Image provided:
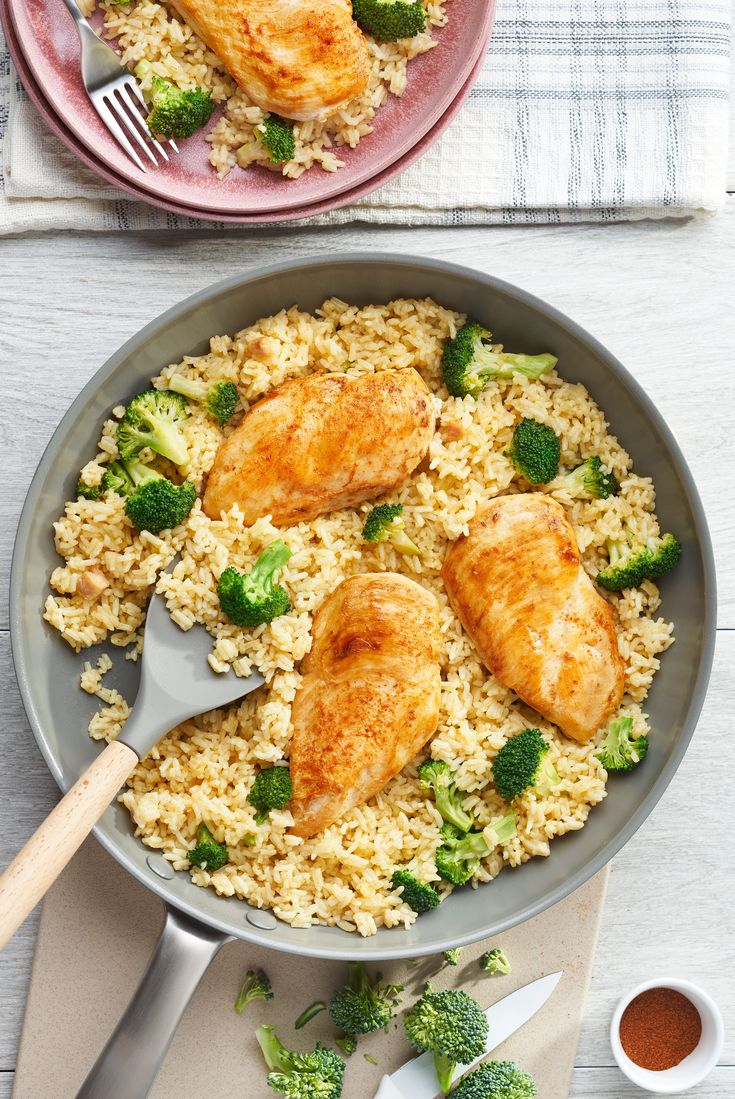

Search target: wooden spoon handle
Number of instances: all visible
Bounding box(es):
[0,739,138,949]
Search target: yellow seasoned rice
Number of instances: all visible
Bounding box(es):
[46,298,675,936]
[81,0,448,179]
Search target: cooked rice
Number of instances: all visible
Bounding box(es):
[81,0,447,179]
[46,298,675,935]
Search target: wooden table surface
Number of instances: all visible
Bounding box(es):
[2,197,735,1097]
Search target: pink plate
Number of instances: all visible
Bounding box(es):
[2,0,489,223]
[6,0,494,215]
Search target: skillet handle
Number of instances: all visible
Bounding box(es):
[76,904,232,1099]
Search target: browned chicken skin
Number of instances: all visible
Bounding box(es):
[203,368,436,526]
[167,0,371,121]
[441,494,625,743]
[289,573,442,838]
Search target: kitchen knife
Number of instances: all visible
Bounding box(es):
[374,970,563,1099]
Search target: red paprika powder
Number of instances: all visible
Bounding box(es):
[619,987,702,1071]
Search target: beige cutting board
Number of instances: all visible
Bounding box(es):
[14,838,608,1099]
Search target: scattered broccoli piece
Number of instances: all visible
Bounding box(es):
[595,716,649,773]
[363,1053,378,1066]
[391,869,440,914]
[101,460,134,496]
[351,0,427,40]
[187,822,228,872]
[404,987,489,1094]
[418,760,473,832]
[361,503,421,556]
[255,1025,344,1099]
[295,1002,327,1029]
[248,766,293,825]
[234,969,273,1013]
[257,115,296,164]
[451,1060,537,1099]
[335,1034,357,1057]
[134,62,215,139]
[505,418,560,484]
[442,322,557,400]
[329,962,402,1037]
[479,948,511,976]
[168,374,239,426]
[551,456,619,500]
[77,477,101,500]
[217,540,292,628]
[596,532,681,592]
[125,475,196,533]
[435,815,516,887]
[116,389,190,466]
[491,729,560,802]
[443,948,462,966]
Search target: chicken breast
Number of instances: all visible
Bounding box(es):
[289,573,442,838]
[203,368,436,526]
[168,0,370,121]
[441,494,625,743]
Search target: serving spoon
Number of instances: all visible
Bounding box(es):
[0,588,264,949]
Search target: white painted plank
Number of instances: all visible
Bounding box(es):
[1,631,733,1078]
[1,203,734,627]
[570,1067,735,1096]
[0,1074,12,1099]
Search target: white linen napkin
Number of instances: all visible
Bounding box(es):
[0,0,730,234]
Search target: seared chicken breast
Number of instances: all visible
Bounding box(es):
[168,0,371,121]
[204,368,436,526]
[441,494,625,743]
[289,573,442,838]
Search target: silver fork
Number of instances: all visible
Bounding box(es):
[59,0,178,171]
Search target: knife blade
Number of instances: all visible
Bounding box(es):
[374,970,563,1099]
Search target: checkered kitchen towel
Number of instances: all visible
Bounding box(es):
[0,0,730,233]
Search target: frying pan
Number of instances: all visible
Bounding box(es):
[9,255,716,1096]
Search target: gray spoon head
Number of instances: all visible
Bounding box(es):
[117,589,264,759]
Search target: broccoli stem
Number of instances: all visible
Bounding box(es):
[434,1052,457,1094]
[168,374,208,403]
[137,406,189,466]
[247,541,292,597]
[256,1025,288,1073]
[295,1001,327,1029]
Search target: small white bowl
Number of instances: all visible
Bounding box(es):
[610,978,724,1094]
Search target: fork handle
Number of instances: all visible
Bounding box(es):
[0,740,138,949]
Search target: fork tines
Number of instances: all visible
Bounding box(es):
[92,77,178,172]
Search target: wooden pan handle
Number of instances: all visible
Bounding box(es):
[0,739,138,950]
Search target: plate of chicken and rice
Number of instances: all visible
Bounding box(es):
[6,0,495,215]
[13,255,714,949]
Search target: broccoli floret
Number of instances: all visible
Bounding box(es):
[418,760,473,832]
[442,323,557,400]
[248,766,293,824]
[101,460,134,496]
[256,115,296,164]
[134,62,215,139]
[329,962,402,1036]
[596,532,681,592]
[505,418,560,484]
[391,869,440,914]
[187,822,228,872]
[595,716,649,773]
[168,374,239,426]
[352,0,427,40]
[551,456,619,500]
[479,948,511,976]
[256,1025,344,1099]
[295,1002,327,1029]
[451,1060,537,1099]
[361,503,421,556]
[443,948,461,966]
[491,729,560,802]
[404,987,489,1094]
[116,389,190,466]
[77,477,101,500]
[234,968,273,1013]
[435,815,516,887]
[217,541,292,628]
[335,1034,357,1057]
[125,476,196,534]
